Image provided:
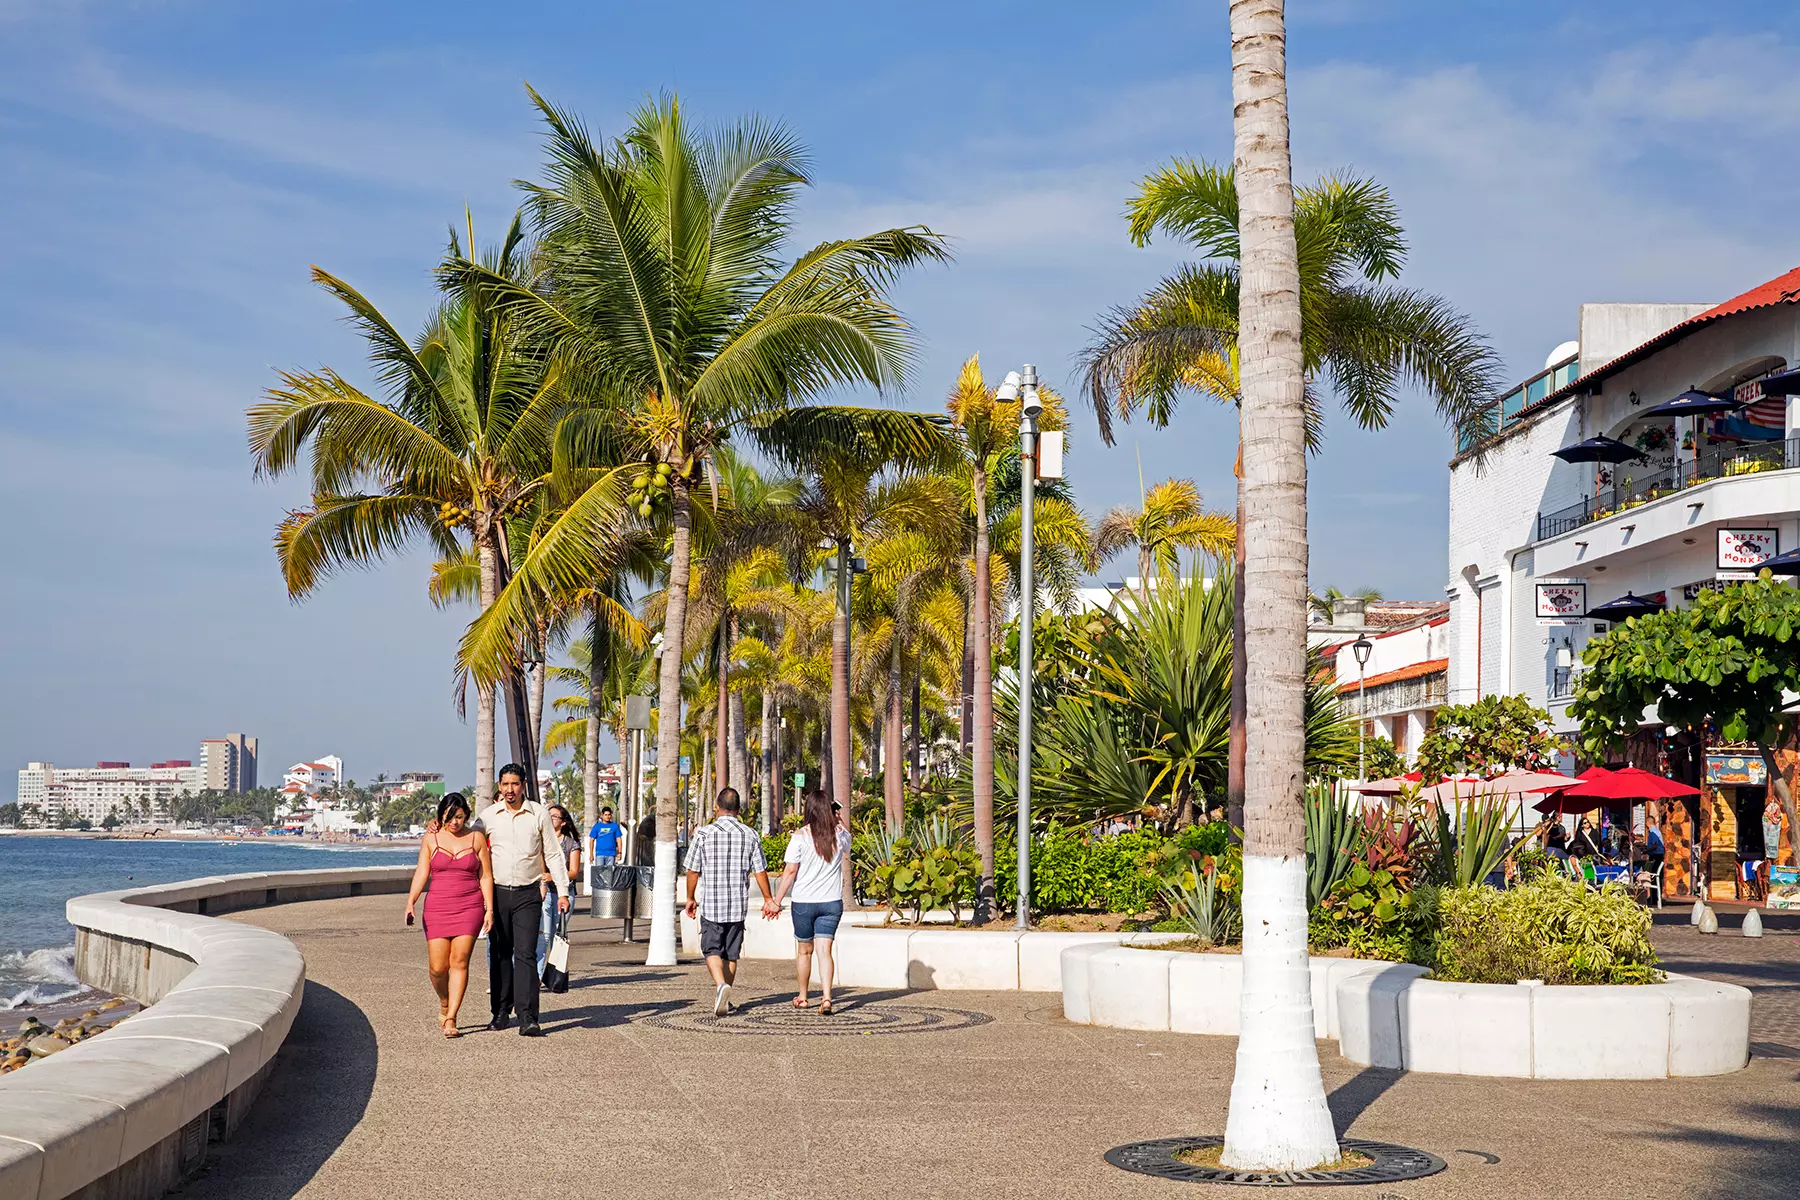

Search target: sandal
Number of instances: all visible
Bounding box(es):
[792,996,810,1009]
[818,999,833,1016]
[441,1016,461,1038]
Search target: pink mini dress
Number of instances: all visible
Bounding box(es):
[422,840,485,940]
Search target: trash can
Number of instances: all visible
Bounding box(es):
[632,865,655,916]
[590,864,634,919]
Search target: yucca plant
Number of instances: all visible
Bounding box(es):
[1161,857,1242,946]
[1426,793,1514,888]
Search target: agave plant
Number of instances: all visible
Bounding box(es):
[1427,790,1514,888]
[1303,783,1363,910]
[1161,858,1242,946]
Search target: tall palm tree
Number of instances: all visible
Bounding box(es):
[1219,0,1337,1171]
[1307,584,1382,623]
[249,216,562,805]
[450,91,948,966]
[1092,478,1236,600]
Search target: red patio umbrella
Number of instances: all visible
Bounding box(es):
[1531,765,1699,813]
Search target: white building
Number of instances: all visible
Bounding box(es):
[282,756,344,797]
[1446,266,1800,732]
[15,760,202,825]
[1327,600,1451,763]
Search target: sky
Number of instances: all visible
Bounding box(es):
[4,0,1799,786]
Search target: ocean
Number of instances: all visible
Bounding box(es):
[0,836,417,1009]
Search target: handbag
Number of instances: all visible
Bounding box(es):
[541,913,571,993]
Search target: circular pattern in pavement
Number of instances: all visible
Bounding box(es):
[640,998,994,1036]
[1104,1136,1446,1187]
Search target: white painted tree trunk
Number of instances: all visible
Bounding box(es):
[647,483,693,967]
[476,534,498,806]
[1221,0,1339,1172]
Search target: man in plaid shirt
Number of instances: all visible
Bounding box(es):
[684,787,774,1015]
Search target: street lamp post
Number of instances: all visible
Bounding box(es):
[997,366,1042,931]
[1351,636,1374,783]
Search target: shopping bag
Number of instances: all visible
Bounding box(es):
[542,914,571,993]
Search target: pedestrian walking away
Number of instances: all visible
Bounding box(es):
[538,804,584,977]
[684,787,774,1016]
[477,764,571,1037]
[766,788,851,1015]
[403,793,493,1037]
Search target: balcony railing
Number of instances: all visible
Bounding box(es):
[1458,354,1582,454]
[1550,666,1574,700]
[1535,437,1799,541]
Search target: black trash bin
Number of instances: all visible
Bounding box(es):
[590,864,634,919]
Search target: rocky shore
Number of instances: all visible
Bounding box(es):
[0,988,139,1073]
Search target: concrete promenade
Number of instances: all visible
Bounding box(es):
[183,895,1800,1200]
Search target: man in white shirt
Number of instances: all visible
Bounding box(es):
[477,763,570,1037]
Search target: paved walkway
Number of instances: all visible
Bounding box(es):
[181,896,1800,1200]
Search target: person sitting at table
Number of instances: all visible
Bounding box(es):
[1570,817,1602,859]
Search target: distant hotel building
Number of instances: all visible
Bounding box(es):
[280,755,344,802]
[15,733,259,825]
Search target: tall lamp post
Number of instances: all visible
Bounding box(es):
[1351,636,1374,783]
[996,366,1043,930]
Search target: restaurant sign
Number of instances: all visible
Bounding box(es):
[1705,752,1767,786]
[1718,528,1778,571]
[1534,583,1587,619]
[1770,866,1800,911]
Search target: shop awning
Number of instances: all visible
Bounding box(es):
[1759,369,1800,397]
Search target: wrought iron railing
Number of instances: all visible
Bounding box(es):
[1550,667,1574,700]
[1535,437,1798,541]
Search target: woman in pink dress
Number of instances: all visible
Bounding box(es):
[404,794,493,1037]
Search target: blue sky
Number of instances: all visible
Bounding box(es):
[4,0,1798,786]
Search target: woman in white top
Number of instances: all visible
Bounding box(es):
[765,789,852,1014]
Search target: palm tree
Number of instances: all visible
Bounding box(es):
[450,91,948,967]
[249,215,564,805]
[1081,149,1502,835]
[1307,584,1381,623]
[1092,478,1235,601]
[1219,0,1337,1171]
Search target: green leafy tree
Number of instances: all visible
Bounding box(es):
[1569,575,1800,840]
[1416,695,1563,783]
[101,807,121,831]
[1359,735,1406,781]
[0,803,21,827]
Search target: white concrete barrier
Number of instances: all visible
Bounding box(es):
[1336,970,1750,1079]
[0,863,412,1200]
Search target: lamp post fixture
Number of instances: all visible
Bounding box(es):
[1351,636,1374,782]
[997,365,1042,930]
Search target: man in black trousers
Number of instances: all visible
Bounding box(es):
[475,764,570,1036]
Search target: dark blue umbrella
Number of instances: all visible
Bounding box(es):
[1585,592,1664,621]
[1551,436,1648,464]
[1753,547,1800,576]
[1759,369,1800,397]
[1639,389,1742,418]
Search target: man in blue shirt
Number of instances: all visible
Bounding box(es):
[589,806,625,871]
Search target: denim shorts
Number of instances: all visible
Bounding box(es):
[790,900,843,941]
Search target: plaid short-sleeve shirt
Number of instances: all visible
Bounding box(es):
[684,815,767,922]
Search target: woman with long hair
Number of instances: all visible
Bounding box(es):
[537,804,584,977]
[404,793,493,1036]
[765,788,852,1014]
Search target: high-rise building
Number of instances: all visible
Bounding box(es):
[15,761,201,824]
[226,733,257,791]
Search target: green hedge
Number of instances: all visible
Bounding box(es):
[994,823,1233,914]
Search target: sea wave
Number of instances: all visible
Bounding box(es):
[0,945,82,1010]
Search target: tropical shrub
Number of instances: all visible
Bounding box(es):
[1305,784,1362,909]
[1433,872,1661,985]
[1161,855,1242,946]
[1420,797,1513,888]
[762,833,790,870]
[1416,694,1564,782]
[1307,863,1436,963]
[865,816,982,925]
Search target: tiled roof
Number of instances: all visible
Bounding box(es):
[1526,265,1800,416]
[1337,657,1449,693]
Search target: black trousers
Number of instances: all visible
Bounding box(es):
[490,884,543,1023]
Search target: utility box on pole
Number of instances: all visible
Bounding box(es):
[1036,430,1065,479]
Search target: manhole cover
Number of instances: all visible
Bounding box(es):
[639,1000,993,1036]
[1105,1136,1446,1187]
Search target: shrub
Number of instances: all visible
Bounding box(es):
[762,833,790,871]
[1160,849,1242,946]
[993,824,1232,914]
[866,816,982,925]
[1307,863,1435,963]
[1433,872,1661,985]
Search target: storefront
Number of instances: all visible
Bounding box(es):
[1660,747,1792,902]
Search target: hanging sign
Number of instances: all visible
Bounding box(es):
[1705,753,1766,785]
[678,755,692,776]
[1535,583,1587,619]
[1718,528,1778,571]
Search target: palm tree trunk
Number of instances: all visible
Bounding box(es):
[529,660,547,764]
[647,481,692,967]
[759,690,774,833]
[476,534,499,805]
[1221,0,1337,1171]
[584,596,604,845]
[716,618,731,790]
[831,539,852,811]
[960,596,975,757]
[972,472,996,922]
[910,671,922,788]
[770,700,784,826]
[1138,543,1153,602]
[1229,480,1247,830]
[885,636,904,832]
[729,614,749,805]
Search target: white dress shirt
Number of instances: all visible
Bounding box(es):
[477,799,572,894]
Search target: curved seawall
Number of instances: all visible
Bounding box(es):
[0,865,411,1200]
